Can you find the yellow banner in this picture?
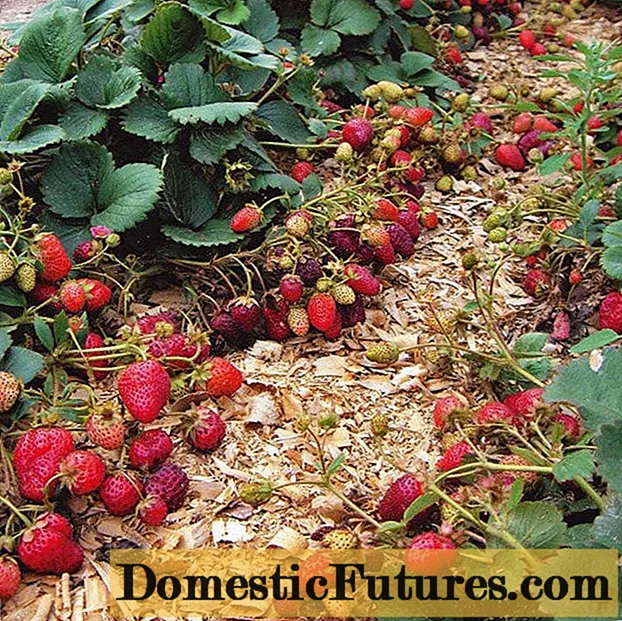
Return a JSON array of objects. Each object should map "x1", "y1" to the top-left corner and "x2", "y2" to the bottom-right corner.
[{"x1": 109, "y1": 548, "x2": 619, "y2": 618}]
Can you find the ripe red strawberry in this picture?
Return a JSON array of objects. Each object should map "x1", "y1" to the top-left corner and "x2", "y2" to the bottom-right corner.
[
  {"x1": 532, "y1": 116, "x2": 557, "y2": 133},
  {"x1": 118, "y1": 360, "x2": 171, "y2": 423},
  {"x1": 145, "y1": 462, "x2": 189, "y2": 512},
  {"x1": 523, "y1": 268, "x2": 551, "y2": 297},
  {"x1": 513, "y1": 112, "x2": 534, "y2": 134},
  {"x1": 307, "y1": 293, "x2": 337, "y2": 332},
  {"x1": 433, "y1": 395, "x2": 466, "y2": 429},
  {"x1": 100, "y1": 473, "x2": 143, "y2": 516},
  {"x1": 279, "y1": 275, "x2": 304, "y2": 303},
  {"x1": 13, "y1": 427, "x2": 74, "y2": 501},
  {"x1": 406, "y1": 532, "x2": 457, "y2": 574},
  {"x1": 530, "y1": 42, "x2": 546, "y2": 56},
  {"x1": 231, "y1": 204, "x2": 262, "y2": 232},
  {"x1": 398, "y1": 210, "x2": 421, "y2": 240},
  {"x1": 375, "y1": 241, "x2": 396, "y2": 266},
  {"x1": 495, "y1": 143, "x2": 525, "y2": 171},
  {"x1": 552, "y1": 310, "x2": 571, "y2": 341},
  {"x1": 129, "y1": 429, "x2": 173, "y2": 470},
  {"x1": 0, "y1": 371, "x2": 20, "y2": 413},
  {"x1": 518, "y1": 29, "x2": 536, "y2": 49},
  {"x1": 204, "y1": 357, "x2": 243, "y2": 396},
  {"x1": 551, "y1": 412, "x2": 582, "y2": 440},
  {"x1": 399, "y1": 0, "x2": 414, "y2": 8},
  {"x1": 230, "y1": 297, "x2": 262, "y2": 332},
  {"x1": 342, "y1": 118, "x2": 374, "y2": 151},
  {"x1": 495, "y1": 455, "x2": 539, "y2": 488},
  {"x1": 570, "y1": 152, "x2": 593, "y2": 171},
  {"x1": 186, "y1": 408, "x2": 226, "y2": 451},
  {"x1": 476, "y1": 401, "x2": 515, "y2": 425},
  {"x1": 587, "y1": 115, "x2": 604, "y2": 132},
  {"x1": 137, "y1": 495, "x2": 168, "y2": 527},
  {"x1": 30, "y1": 282, "x2": 61, "y2": 313},
  {"x1": 387, "y1": 223, "x2": 415, "y2": 257},
  {"x1": 378, "y1": 474, "x2": 424, "y2": 522},
  {"x1": 618, "y1": 129, "x2": 622, "y2": 147},
  {"x1": 420, "y1": 211, "x2": 439, "y2": 230},
  {"x1": 84, "y1": 332, "x2": 108, "y2": 379},
  {"x1": 72, "y1": 240, "x2": 96, "y2": 263},
  {"x1": 437, "y1": 441, "x2": 473, "y2": 471},
  {"x1": 60, "y1": 450, "x2": 106, "y2": 495},
  {"x1": 405, "y1": 107, "x2": 433, "y2": 127},
  {"x1": 60, "y1": 281, "x2": 86, "y2": 313},
  {"x1": 263, "y1": 299, "x2": 291, "y2": 341},
  {"x1": 503, "y1": 388, "x2": 544, "y2": 419},
  {"x1": 86, "y1": 402, "x2": 124, "y2": 450},
  {"x1": 405, "y1": 164, "x2": 425, "y2": 183},
  {"x1": 444, "y1": 44, "x2": 463, "y2": 65},
  {"x1": 323, "y1": 311, "x2": 343, "y2": 340},
  {"x1": 0, "y1": 556, "x2": 20, "y2": 599},
  {"x1": 291, "y1": 161, "x2": 315, "y2": 183},
  {"x1": 599, "y1": 292, "x2": 622, "y2": 332},
  {"x1": 364, "y1": 224, "x2": 391, "y2": 248},
  {"x1": 470, "y1": 112, "x2": 493, "y2": 134},
  {"x1": 137, "y1": 312, "x2": 180, "y2": 337},
  {"x1": 389, "y1": 150, "x2": 412, "y2": 167},
  {"x1": 373, "y1": 198, "x2": 400, "y2": 221},
  {"x1": 35, "y1": 234, "x2": 72, "y2": 282},
  {"x1": 77, "y1": 278, "x2": 112, "y2": 311},
  {"x1": 18, "y1": 513, "x2": 83, "y2": 575},
  {"x1": 149, "y1": 334, "x2": 199, "y2": 369},
  {"x1": 344, "y1": 264, "x2": 381, "y2": 296}
]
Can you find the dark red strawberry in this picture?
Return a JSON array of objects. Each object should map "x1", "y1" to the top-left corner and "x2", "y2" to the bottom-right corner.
[
  {"x1": 100, "y1": 473, "x2": 143, "y2": 516},
  {"x1": 84, "y1": 332, "x2": 108, "y2": 379},
  {"x1": 342, "y1": 118, "x2": 374, "y2": 151},
  {"x1": 118, "y1": 361, "x2": 171, "y2": 423},
  {"x1": 72, "y1": 240, "x2": 96, "y2": 263},
  {"x1": 291, "y1": 161, "x2": 315, "y2": 183},
  {"x1": 129, "y1": 429, "x2": 173, "y2": 470},
  {"x1": 519, "y1": 29, "x2": 536, "y2": 49},
  {"x1": 378, "y1": 474, "x2": 424, "y2": 522},
  {"x1": 35, "y1": 234, "x2": 72, "y2": 282},
  {"x1": 296, "y1": 257, "x2": 323, "y2": 286},
  {"x1": 263, "y1": 298, "x2": 291, "y2": 341},
  {"x1": 145, "y1": 462, "x2": 189, "y2": 512},
  {"x1": 398, "y1": 210, "x2": 421, "y2": 240},
  {"x1": 476, "y1": 401, "x2": 515, "y2": 425},
  {"x1": 137, "y1": 495, "x2": 168, "y2": 527},
  {"x1": 503, "y1": 388, "x2": 544, "y2": 419},
  {"x1": 405, "y1": 532, "x2": 457, "y2": 574},
  {"x1": 329, "y1": 216, "x2": 360, "y2": 258},
  {"x1": 60, "y1": 450, "x2": 106, "y2": 495},
  {"x1": 338, "y1": 294, "x2": 366, "y2": 328},
  {"x1": 387, "y1": 223, "x2": 415, "y2": 257},
  {"x1": 186, "y1": 408, "x2": 226, "y2": 451},
  {"x1": 230, "y1": 297, "x2": 262, "y2": 332},
  {"x1": 437, "y1": 441, "x2": 473, "y2": 471},
  {"x1": 279, "y1": 275, "x2": 304, "y2": 303},
  {"x1": 599, "y1": 292, "x2": 622, "y2": 333},
  {"x1": 374, "y1": 241, "x2": 396, "y2": 266}
]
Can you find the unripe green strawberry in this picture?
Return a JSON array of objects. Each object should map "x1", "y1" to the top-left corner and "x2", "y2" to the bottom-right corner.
[
  {"x1": 15, "y1": 263, "x2": 36, "y2": 292},
  {"x1": 0, "y1": 169, "x2": 13, "y2": 185},
  {"x1": 419, "y1": 126, "x2": 439, "y2": 144},
  {"x1": 315, "y1": 277, "x2": 332, "y2": 293},
  {"x1": 452, "y1": 93, "x2": 470, "y2": 112},
  {"x1": 538, "y1": 87, "x2": 558, "y2": 103},
  {"x1": 365, "y1": 342, "x2": 400, "y2": 364},
  {"x1": 455, "y1": 25, "x2": 470, "y2": 39},
  {"x1": 490, "y1": 176, "x2": 506, "y2": 190},
  {"x1": 362, "y1": 84, "x2": 382, "y2": 100},
  {"x1": 335, "y1": 142, "x2": 354, "y2": 162},
  {"x1": 488, "y1": 227, "x2": 508, "y2": 243},
  {"x1": 462, "y1": 251, "x2": 481, "y2": 270},
  {"x1": 462, "y1": 165, "x2": 477, "y2": 181},
  {"x1": 0, "y1": 372, "x2": 21, "y2": 413},
  {"x1": 239, "y1": 481, "x2": 272, "y2": 507},
  {"x1": 287, "y1": 306, "x2": 310, "y2": 336},
  {"x1": 378, "y1": 81, "x2": 404, "y2": 102},
  {"x1": 371, "y1": 413, "x2": 389, "y2": 437},
  {"x1": 331, "y1": 283, "x2": 356, "y2": 305},
  {"x1": 490, "y1": 84, "x2": 509, "y2": 101},
  {"x1": 441, "y1": 143, "x2": 463, "y2": 164},
  {"x1": 483, "y1": 213, "x2": 504, "y2": 232},
  {"x1": 436, "y1": 175, "x2": 453, "y2": 193},
  {"x1": 440, "y1": 501, "x2": 462, "y2": 524},
  {"x1": 0, "y1": 253, "x2": 15, "y2": 284}
]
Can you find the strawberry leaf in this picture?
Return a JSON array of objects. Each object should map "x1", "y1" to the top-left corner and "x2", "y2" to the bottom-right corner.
[
  {"x1": 553, "y1": 450, "x2": 595, "y2": 483},
  {"x1": 595, "y1": 421, "x2": 622, "y2": 496},
  {"x1": 1, "y1": 346, "x2": 45, "y2": 383},
  {"x1": 169, "y1": 102, "x2": 257, "y2": 125},
  {"x1": 161, "y1": 219, "x2": 243, "y2": 247}
]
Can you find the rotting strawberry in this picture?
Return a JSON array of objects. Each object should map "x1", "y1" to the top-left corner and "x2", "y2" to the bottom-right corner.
[
  {"x1": 551, "y1": 310, "x2": 571, "y2": 341},
  {"x1": 495, "y1": 455, "x2": 538, "y2": 488},
  {"x1": 344, "y1": 264, "x2": 381, "y2": 296},
  {"x1": 470, "y1": 112, "x2": 493, "y2": 134},
  {"x1": 387, "y1": 223, "x2": 415, "y2": 257},
  {"x1": 137, "y1": 312, "x2": 180, "y2": 338},
  {"x1": 149, "y1": 334, "x2": 199, "y2": 369},
  {"x1": 329, "y1": 216, "x2": 360, "y2": 258},
  {"x1": 398, "y1": 209, "x2": 421, "y2": 240},
  {"x1": 18, "y1": 513, "x2": 83, "y2": 575},
  {"x1": 307, "y1": 293, "x2": 337, "y2": 332},
  {"x1": 523, "y1": 268, "x2": 551, "y2": 297},
  {"x1": 129, "y1": 429, "x2": 173, "y2": 470},
  {"x1": 342, "y1": 118, "x2": 374, "y2": 151},
  {"x1": 145, "y1": 462, "x2": 189, "y2": 512},
  {"x1": 0, "y1": 371, "x2": 20, "y2": 413},
  {"x1": 229, "y1": 297, "x2": 262, "y2": 332},
  {"x1": 0, "y1": 556, "x2": 20, "y2": 599},
  {"x1": 503, "y1": 388, "x2": 544, "y2": 419},
  {"x1": 204, "y1": 357, "x2": 243, "y2": 397},
  {"x1": 60, "y1": 450, "x2": 106, "y2": 495},
  {"x1": 29, "y1": 282, "x2": 61, "y2": 313},
  {"x1": 287, "y1": 306, "x2": 310, "y2": 336},
  {"x1": 378, "y1": 474, "x2": 424, "y2": 522},
  {"x1": 72, "y1": 240, "x2": 96, "y2": 263},
  {"x1": 279, "y1": 275, "x2": 304, "y2": 304},
  {"x1": 599, "y1": 292, "x2": 622, "y2": 333},
  {"x1": 476, "y1": 401, "x2": 515, "y2": 425},
  {"x1": 34, "y1": 234, "x2": 72, "y2": 282},
  {"x1": 437, "y1": 441, "x2": 473, "y2": 471},
  {"x1": 405, "y1": 532, "x2": 457, "y2": 574},
  {"x1": 77, "y1": 278, "x2": 112, "y2": 312},
  {"x1": 405, "y1": 107, "x2": 433, "y2": 127},
  {"x1": 60, "y1": 281, "x2": 86, "y2": 313},
  {"x1": 100, "y1": 473, "x2": 143, "y2": 516},
  {"x1": 433, "y1": 394, "x2": 467, "y2": 429},
  {"x1": 231, "y1": 204, "x2": 262, "y2": 233},
  {"x1": 372, "y1": 198, "x2": 400, "y2": 221},
  {"x1": 495, "y1": 144, "x2": 525, "y2": 171},
  {"x1": 137, "y1": 495, "x2": 168, "y2": 527},
  {"x1": 86, "y1": 402, "x2": 125, "y2": 450},
  {"x1": 338, "y1": 294, "x2": 366, "y2": 328},
  {"x1": 186, "y1": 408, "x2": 226, "y2": 451},
  {"x1": 296, "y1": 257, "x2": 323, "y2": 286},
  {"x1": 83, "y1": 332, "x2": 108, "y2": 379},
  {"x1": 263, "y1": 299, "x2": 291, "y2": 341},
  {"x1": 118, "y1": 360, "x2": 171, "y2": 423},
  {"x1": 291, "y1": 161, "x2": 315, "y2": 183}
]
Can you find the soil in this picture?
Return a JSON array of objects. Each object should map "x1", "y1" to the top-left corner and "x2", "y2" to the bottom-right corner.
[{"x1": 0, "y1": 2, "x2": 621, "y2": 620}]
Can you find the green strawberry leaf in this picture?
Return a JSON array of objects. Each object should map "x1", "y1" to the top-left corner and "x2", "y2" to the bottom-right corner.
[
  {"x1": 595, "y1": 421, "x2": 622, "y2": 496},
  {"x1": 570, "y1": 330, "x2": 620, "y2": 354},
  {"x1": 161, "y1": 219, "x2": 243, "y2": 247},
  {"x1": 59, "y1": 102, "x2": 109, "y2": 141},
  {"x1": 1, "y1": 346, "x2": 46, "y2": 383},
  {"x1": 122, "y1": 97, "x2": 180, "y2": 144},
  {"x1": 169, "y1": 101, "x2": 257, "y2": 125},
  {"x1": 552, "y1": 449, "x2": 596, "y2": 483}
]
